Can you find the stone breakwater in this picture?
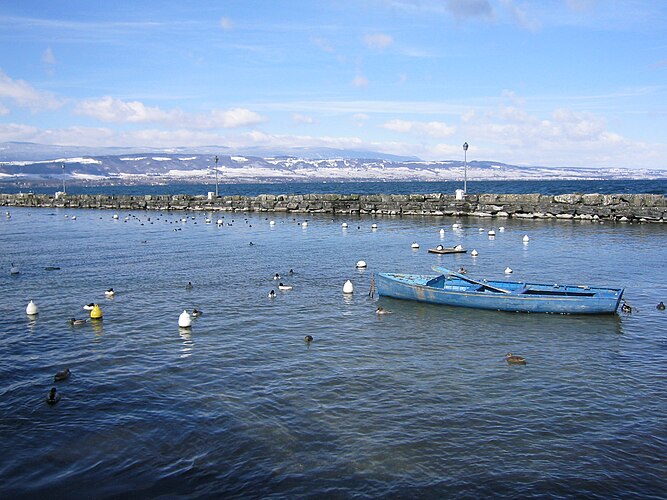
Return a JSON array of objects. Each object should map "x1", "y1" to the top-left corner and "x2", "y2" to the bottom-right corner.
[{"x1": 1, "y1": 192, "x2": 665, "y2": 222}]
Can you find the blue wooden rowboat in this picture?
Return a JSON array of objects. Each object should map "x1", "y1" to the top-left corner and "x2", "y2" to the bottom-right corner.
[{"x1": 376, "y1": 267, "x2": 624, "y2": 314}]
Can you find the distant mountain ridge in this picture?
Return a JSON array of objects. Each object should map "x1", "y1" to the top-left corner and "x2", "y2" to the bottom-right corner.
[{"x1": 0, "y1": 141, "x2": 665, "y2": 185}]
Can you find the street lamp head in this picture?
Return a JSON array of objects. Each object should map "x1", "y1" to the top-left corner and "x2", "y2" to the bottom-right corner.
[{"x1": 463, "y1": 142, "x2": 468, "y2": 151}]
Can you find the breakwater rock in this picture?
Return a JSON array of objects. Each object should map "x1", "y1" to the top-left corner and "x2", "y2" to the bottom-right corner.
[{"x1": 1, "y1": 192, "x2": 665, "y2": 222}]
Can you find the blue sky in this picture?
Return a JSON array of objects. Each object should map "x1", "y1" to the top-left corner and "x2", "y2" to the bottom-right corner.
[{"x1": 0, "y1": 0, "x2": 666, "y2": 168}]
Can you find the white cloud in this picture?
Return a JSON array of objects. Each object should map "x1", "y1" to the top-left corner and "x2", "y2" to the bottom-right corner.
[
  {"x1": 352, "y1": 75, "x2": 369, "y2": 88},
  {"x1": 445, "y1": 0, "x2": 493, "y2": 20},
  {"x1": 382, "y1": 119, "x2": 456, "y2": 138},
  {"x1": 220, "y1": 17, "x2": 233, "y2": 30},
  {"x1": 500, "y1": 0, "x2": 542, "y2": 31},
  {"x1": 292, "y1": 113, "x2": 315, "y2": 124},
  {"x1": 74, "y1": 96, "x2": 265, "y2": 129},
  {"x1": 42, "y1": 47, "x2": 57, "y2": 66},
  {"x1": 0, "y1": 70, "x2": 63, "y2": 111},
  {"x1": 363, "y1": 33, "x2": 393, "y2": 50},
  {"x1": 0, "y1": 102, "x2": 9, "y2": 116}
]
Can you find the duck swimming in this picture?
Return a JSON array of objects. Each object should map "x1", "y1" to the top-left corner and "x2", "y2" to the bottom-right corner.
[
  {"x1": 185, "y1": 282, "x2": 193, "y2": 290},
  {"x1": 273, "y1": 273, "x2": 281, "y2": 280},
  {"x1": 83, "y1": 303, "x2": 95, "y2": 310},
  {"x1": 657, "y1": 302, "x2": 665, "y2": 311},
  {"x1": 278, "y1": 283, "x2": 292, "y2": 291},
  {"x1": 46, "y1": 387, "x2": 60, "y2": 405},
  {"x1": 505, "y1": 353, "x2": 527, "y2": 365},
  {"x1": 192, "y1": 308, "x2": 203, "y2": 317},
  {"x1": 621, "y1": 302, "x2": 632, "y2": 313},
  {"x1": 105, "y1": 288, "x2": 115, "y2": 297},
  {"x1": 376, "y1": 307, "x2": 392, "y2": 315},
  {"x1": 268, "y1": 290, "x2": 276, "y2": 298},
  {"x1": 54, "y1": 368, "x2": 71, "y2": 382},
  {"x1": 69, "y1": 318, "x2": 86, "y2": 326},
  {"x1": 304, "y1": 335, "x2": 313, "y2": 343}
]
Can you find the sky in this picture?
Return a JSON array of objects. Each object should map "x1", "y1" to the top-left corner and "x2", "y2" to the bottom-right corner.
[{"x1": 0, "y1": 0, "x2": 666, "y2": 168}]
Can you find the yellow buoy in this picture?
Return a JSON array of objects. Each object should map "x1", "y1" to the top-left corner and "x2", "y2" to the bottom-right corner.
[{"x1": 90, "y1": 304, "x2": 103, "y2": 320}]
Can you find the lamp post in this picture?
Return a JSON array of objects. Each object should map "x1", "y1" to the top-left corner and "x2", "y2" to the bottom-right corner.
[
  {"x1": 462, "y1": 142, "x2": 469, "y2": 194},
  {"x1": 61, "y1": 163, "x2": 66, "y2": 194},
  {"x1": 214, "y1": 155, "x2": 219, "y2": 197}
]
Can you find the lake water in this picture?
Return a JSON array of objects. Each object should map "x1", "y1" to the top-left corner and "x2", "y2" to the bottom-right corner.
[
  {"x1": 2, "y1": 178, "x2": 667, "y2": 197},
  {"x1": 1, "y1": 205, "x2": 666, "y2": 498}
]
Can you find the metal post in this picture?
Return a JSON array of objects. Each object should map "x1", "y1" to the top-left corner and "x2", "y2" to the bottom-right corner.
[
  {"x1": 214, "y1": 155, "x2": 219, "y2": 197},
  {"x1": 62, "y1": 163, "x2": 66, "y2": 193},
  {"x1": 462, "y1": 142, "x2": 469, "y2": 194}
]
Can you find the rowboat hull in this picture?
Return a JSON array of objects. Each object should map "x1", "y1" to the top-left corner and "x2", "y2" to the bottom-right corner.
[{"x1": 376, "y1": 272, "x2": 624, "y2": 314}]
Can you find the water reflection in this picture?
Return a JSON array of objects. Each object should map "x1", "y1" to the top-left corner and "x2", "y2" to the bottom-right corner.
[{"x1": 179, "y1": 328, "x2": 193, "y2": 358}]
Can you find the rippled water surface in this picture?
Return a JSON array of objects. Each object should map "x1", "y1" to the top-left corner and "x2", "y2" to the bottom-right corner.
[{"x1": 1, "y1": 208, "x2": 666, "y2": 498}]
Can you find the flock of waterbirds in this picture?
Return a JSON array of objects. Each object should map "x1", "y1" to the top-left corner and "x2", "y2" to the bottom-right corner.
[{"x1": 7, "y1": 209, "x2": 663, "y2": 406}]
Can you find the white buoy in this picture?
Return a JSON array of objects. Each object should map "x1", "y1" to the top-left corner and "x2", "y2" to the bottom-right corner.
[
  {"x1": 439, "y1": 228, "x2": 445, "y2": 236},
  {"x1": 505, "y1": 267, "x2": 513, "y2": 274},
  {"x1": 178, "y1": 310, "x2": 192, "y2": 328},
  {"x1": 471, "y1": 249, "x2": 479, "y2": 257},
  {"x1": 488, "y1": 230, "x2": 496, "y2": 237},
  {"x1": 411, "y1": 242, "x2": 420, "y2": 249},
  {"x1": 216, "y1": 219, "x2": 223, "y2": 225},
  {"x1": 498, "y1": 226, "x2": 505, "y2": 232},
  {"x1": 270, "y1": 220, "x2": 276, "y2": 226},
  {"x1": 343, "y1": 280, "x2": 354, "y2": 294},
  {"x1": 371, "y1": 223, "x2": 378, "y2": 229},
  {"x1": 10, "y1": 263, "x2": 19, "y2": 275},
  {"x1": 452, "y1": 223, "x2": 461, "y2": 229},
  {"x1": 356, "y1": 260, "x2": 367, "y2": 268},
  {"x1": 523, "y1": 235, "x2": 530, "y2": 243},
  {"x1": 26, "y1": 300, "x2": 39, "y2": 315},
  {"x1": 302, "y1": 221, "x2": 308, "y2": 227},
  {"x1": 479, "y1": 228, "x2": 484, "y2": 232},
  {"x1": 341, "y1": 222, "x2": 348, "y2": 228},
  {"x1": 205, "y1": 218, "x2": 211, "y2": 224},
  {"x1": 112, "y1": 214, "x2": 119, "y2": 220}
]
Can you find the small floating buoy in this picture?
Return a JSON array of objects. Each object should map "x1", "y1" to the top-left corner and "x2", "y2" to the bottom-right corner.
[
  {"x1": 90, "y1": 304, "x2": 103, "y2": 320},
  {"x1": 356, "y1": 260, "x2": 367, "y2": 268},
  {"x1": 504, "y1": 267, "x2": 513, "y2": 274},
  {"x1": 301, "y1": 221, "x2": 308, "y2": 227},
  {"x1": 471, "y1": 249, "x2": 479, "y2": 257},
  {"x1": 270, "y1": 220, "x2": 276, "y2": 226},
  {"x1": 343, "y1": 280, "x2": 354, "y2": 294},
  {"x1": 411, "y1": 242, "x2": 420, "y2": 249},
  {"x1": 479, "y1": 228, "x2": 484, "y2": 232},
  {"x1": 54, "y1": 368, "x2": 71, "y2": 382},
  {"x1": 439, "y1": 228, "x2": 445, "y2": 236},
  {"x1": 488, "y1": 230, "x2": 496, "y2": 237},
  {"x1": 205, "y1": 218, "x2": 211, "y2": 224},
  {"x1": 10, "y1": 263, "x2": 19, "y2": 275},
  {"x1": 112, "y1": 214, "x2": 119, "y2": 220},
  {"x1": 371, "y1": 223, "x2": 378, "y2": 229},
  {"x1": 341, "y1": 222, "x2": 348, "y2": 228},
  {"x1": 178, "y1": 310, "x2": 192, "y2": 328},
  {"x1": 522, "y1": 235, "x2": 530, "y2": 243},
  {"x1": 26, "y1": 300, "x2": 39, "y2": 315},
  {"x1": 452, "y1": 223, "x2": 461, "y2": 229},
  {"x1": 498, "y1": 226, "x2": 505, "y2": 232},
  {"x1": 216, "y1": 219, "x2": 223, "y2": 225}
]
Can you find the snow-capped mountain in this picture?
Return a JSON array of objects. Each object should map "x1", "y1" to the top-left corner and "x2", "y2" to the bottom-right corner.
[{"x1": 0, "y1": 142, "x2": 665, "y2": 185}]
